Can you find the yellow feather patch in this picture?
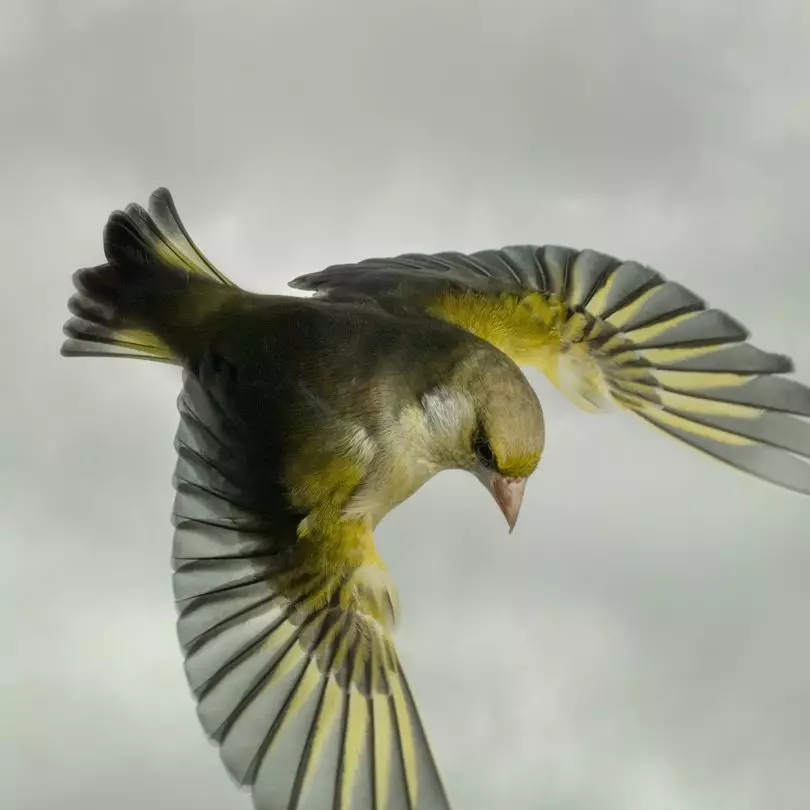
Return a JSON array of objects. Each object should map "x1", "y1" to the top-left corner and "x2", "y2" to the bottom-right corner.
[
  {"x1": 340, "y1": 670, "x2": 370, "y2": 809},
  {"x1": 274, "y1": 656, "x2": 322, "y2": 737},
  {"x1": 637, "y1": 406, "x2": 756, "y2": 446},
  {"x1": 652, "y1": 370, "x2": 757, "y2": 390},
  {"x1": 286, "y1": 453, "x2": 366, "y2": 517},
  {"x1": 605, "y1": 286, "x2": 661, "y2": 329},
  {"x1": 391, "y1": 678, "x2": 419, "y2": 809},
  {"x1": 155, "y1": 240, "x2": 212, "y2": 279},
  {"x1": 426, "y1": 289, "x2": 566, "y2": 366},
  {"x1": 113, "y1": 327, "x2": 174, "y2": 359},
  {"x1": 611, "y1": 390, "x2": 660, "y2": 411},
  {"x1": 635, "y1": 344, "x2": 737, "y2": 364},
  {"x1": 303, "y1": 679, "x2": 343, "y2": 791},
  {"x1": 559, "y1": 311, "x2": 591, "y2": 343},
  {"x1": 595, "y1": 333, "x2": 632, "y2": 355},
  {"x1": 613, "y1": 366, "x2": 658, "y2": 381},
  {"x1": 495, "y1": 452, "x2": 542, "y2": 479},
  {"x1": 261, "y1": 617, "x2": 297, "y2": 656},
  {"x1": 426, "y1": 287, "x2": 617, "y2": 419},
  {"x1": 622, "y1": 310, "x2": 701, "y2": 344},
  {"x1": 583, "y1": 274, "x2": 617, "y2": 317},
  {"x1": 372, "y1": 653, "x2": 393, "y2": 809},
  {"x1": 657, "y1": 389, "x2": 762, "y2": 418},
  {"x1": 265, "y1": 629, "x2": 304, "y2": 683},
  {"x1": 614, "y1": 381, "x2": 762, "y2": 419}
]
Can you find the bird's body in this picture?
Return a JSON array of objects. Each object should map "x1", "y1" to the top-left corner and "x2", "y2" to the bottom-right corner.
[
  {"x1": 61, "y1": 188, "x2": 810, "y2": 810},
  {"x1": 182, "y1": 293, "x2": 471, "y2": 520}
]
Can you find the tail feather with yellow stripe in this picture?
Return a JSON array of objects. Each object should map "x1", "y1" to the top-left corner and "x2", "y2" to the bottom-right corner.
[{"x1": 61, "y1": 187, "x2": 235, "y2": 363}]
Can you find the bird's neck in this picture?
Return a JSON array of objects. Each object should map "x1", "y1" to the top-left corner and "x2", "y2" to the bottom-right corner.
[{"x1": 343, "y1": 399, "x2": 458, "y2": 527}]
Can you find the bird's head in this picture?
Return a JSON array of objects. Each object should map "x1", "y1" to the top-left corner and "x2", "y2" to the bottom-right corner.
[{"x1": 420, "y1": 348, "x2": 545, "y2": 532}]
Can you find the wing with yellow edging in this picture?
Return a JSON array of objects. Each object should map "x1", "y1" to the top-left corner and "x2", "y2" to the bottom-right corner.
[
  {"x1": 291, "y1": 245, "x2": 810, "y2": 496},
  {"x1": 171, "y1": 356, "x2": 450, "y2": 810}
]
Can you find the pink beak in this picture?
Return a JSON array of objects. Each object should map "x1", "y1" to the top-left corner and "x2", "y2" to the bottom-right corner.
[{"x1": 490, "y1": 475, "x2": 527, "y2": 533}]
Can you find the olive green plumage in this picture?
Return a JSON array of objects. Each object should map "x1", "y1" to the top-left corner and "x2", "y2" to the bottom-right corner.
[
  {"x1": 62, "y1": 187, "x2": 810, "y2": 810},
  {"x1": 62, "y1": 188, "x2": 544, "y2": 810}
]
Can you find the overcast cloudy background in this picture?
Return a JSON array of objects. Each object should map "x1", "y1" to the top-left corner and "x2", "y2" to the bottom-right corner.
[{"x1": 3, "y1": 1, "x2": 810, "y2": 809}]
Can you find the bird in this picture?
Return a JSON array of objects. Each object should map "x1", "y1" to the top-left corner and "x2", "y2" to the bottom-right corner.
[{"x1": 61, "y1": 187, "x2": 810, "y2": 810}]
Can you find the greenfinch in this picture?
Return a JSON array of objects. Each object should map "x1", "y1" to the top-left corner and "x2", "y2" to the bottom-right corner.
[{"x1": 62, "y1": 188, "x2": 810, "y2": 810}]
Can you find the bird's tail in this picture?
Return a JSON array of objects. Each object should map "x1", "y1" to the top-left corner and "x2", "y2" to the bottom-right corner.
[{"x1": 61, "y1": 188, "x2": 237, "y2": 364}]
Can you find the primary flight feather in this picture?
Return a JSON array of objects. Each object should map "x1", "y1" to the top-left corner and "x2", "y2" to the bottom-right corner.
[{"x1": 62, "y1": 188, "x2": 810, "y2": 810}]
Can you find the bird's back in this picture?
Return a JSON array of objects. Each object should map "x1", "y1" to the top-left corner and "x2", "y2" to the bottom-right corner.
[{"x1": 199, "y1": 292, "x2": 475, "y2": 443}]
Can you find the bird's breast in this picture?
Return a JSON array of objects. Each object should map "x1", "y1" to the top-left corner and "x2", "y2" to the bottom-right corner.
[{"x1": 344, "y1": 413, "x2": 441, "y2": 527}]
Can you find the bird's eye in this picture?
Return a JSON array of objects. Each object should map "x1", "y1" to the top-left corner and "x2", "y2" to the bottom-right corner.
[{"x1": 474, "y1": 434, "x2": 498, "y2": 469}]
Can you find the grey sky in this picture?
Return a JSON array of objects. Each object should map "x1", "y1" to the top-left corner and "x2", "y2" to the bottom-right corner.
[{"x1": 3, "y1": 1, "x2": 810, "y2": 809}]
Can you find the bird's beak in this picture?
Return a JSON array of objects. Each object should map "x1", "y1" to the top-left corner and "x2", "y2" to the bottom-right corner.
[{"x1": 489, "y1": 475, "x2": 527, "y2": 534}]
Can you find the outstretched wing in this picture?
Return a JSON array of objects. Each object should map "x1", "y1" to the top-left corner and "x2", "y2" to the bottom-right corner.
[
  {"x1": 172, "y1": 355, "x2": 449, "y2": 810},
  {"x1": 291, "y1": 245, "x2": 810, "y2": 495}
]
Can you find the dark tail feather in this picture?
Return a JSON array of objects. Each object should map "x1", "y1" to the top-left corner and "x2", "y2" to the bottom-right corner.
[{"x1": 61, "y1": 188, "x2": 235, "y2": 363}]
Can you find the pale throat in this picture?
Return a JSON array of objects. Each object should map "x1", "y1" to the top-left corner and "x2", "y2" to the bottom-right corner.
[{"x1": 342, "y1": 394, "x2": 465, "y2": 526}]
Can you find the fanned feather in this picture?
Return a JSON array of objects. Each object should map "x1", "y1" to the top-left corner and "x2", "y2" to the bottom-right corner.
[
  {"x1": 172, "y1": 357, "x2": 450, "y2": 810},
  {"x1": 144, "y1": 187, "x2": 235, "y2": 286},
  {"x1": 291, "y1": 245, "x2": 810, "y2": 495},
  {"x1": 61, "y1": 188, "x2": 233, "y2": 362}
]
